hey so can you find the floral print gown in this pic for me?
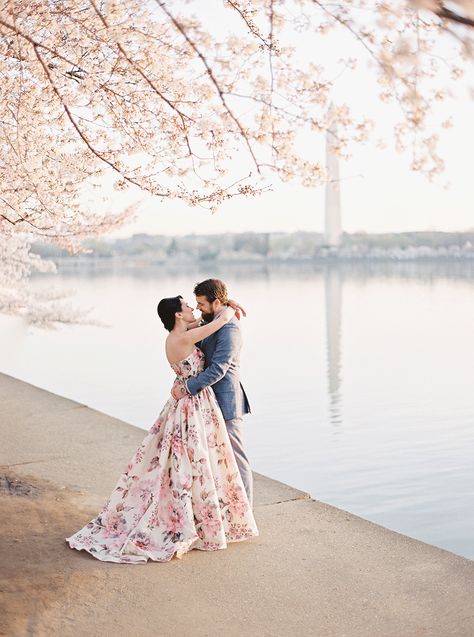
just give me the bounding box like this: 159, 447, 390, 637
66, 348, 258, 563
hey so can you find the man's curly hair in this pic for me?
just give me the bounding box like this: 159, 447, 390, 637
193, 279, 228, 304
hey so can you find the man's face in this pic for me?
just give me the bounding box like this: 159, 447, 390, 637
195, 295, 216, 321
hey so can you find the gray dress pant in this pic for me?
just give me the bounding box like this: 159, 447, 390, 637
225, 417, 253, 508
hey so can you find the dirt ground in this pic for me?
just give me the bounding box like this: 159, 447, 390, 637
0, 470, 110, 636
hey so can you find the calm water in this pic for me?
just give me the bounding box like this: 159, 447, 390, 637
1, 261, 473, 559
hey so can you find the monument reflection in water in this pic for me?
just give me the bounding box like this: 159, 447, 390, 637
324, 266, 343, 428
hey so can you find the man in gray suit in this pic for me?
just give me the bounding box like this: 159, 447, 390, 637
171, 278, 253, 507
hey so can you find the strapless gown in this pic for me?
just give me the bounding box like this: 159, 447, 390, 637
66, 348, 258, 563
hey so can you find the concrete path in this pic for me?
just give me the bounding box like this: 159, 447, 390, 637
1, 372, 473, 637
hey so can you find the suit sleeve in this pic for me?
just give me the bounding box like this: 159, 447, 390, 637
186, 323, 240, 395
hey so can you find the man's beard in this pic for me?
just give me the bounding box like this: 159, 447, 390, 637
201, 310, 214, 323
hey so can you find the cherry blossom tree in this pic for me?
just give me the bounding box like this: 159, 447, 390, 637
1, 0, 473, 324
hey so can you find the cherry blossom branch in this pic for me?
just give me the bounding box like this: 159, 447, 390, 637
32, 44, 170, 195
0, 17, 82, 67
435, 4, 474, 27
310, 1, 411, 117
224, 1, 271, 49
87, 0, 194, 124
156, 0, 262, 174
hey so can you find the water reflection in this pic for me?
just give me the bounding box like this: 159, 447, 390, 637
324, 266, 343, 427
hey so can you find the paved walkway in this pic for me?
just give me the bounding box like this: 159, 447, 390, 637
1, 372, 473, 637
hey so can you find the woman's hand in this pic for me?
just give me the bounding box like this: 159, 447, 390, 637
222, 305, 236, 322
228, 298, 247, 320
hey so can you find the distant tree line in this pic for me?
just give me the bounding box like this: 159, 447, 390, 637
31, 231, 474, 263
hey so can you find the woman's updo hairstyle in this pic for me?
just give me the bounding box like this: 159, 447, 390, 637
157, 295, 183, 331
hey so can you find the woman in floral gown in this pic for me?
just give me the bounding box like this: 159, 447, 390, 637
66, 295, 258, 563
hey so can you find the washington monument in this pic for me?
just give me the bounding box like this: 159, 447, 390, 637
324, 111, 342, 247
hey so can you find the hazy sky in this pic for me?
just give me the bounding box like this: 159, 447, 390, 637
104, 7, 474, 238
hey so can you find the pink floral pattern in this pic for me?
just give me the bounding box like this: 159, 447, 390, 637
66, 348, 258, 563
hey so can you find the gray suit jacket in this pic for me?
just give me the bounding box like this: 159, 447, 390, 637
186, 317, 251, 422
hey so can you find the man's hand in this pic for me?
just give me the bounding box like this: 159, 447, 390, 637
171, 380, 189, 400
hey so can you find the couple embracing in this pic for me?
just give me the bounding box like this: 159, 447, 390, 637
66, 279, 258, 563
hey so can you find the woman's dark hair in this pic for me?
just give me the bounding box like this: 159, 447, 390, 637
193, 279, 228, 304
157, 295, 183, 331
